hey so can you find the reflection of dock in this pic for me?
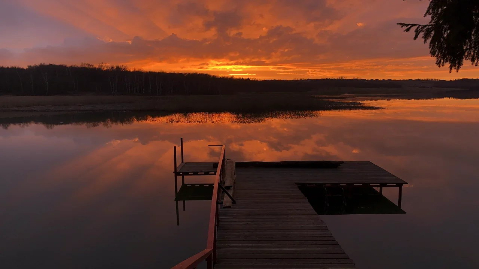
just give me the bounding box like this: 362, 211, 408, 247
299, 184, 405, 215
172, 140, 407, 269
174, 183, 214, 226
177, 163, 217, 175
175, 184, 214, 201
173, 139, 234, 227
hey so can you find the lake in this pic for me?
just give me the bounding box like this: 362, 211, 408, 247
1, 98, 478, 269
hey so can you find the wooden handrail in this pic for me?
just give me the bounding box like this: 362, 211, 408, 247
171, 249, 212, 269
171, 145, 225, 269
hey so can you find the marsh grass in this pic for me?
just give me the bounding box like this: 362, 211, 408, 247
0, 93, 377, 113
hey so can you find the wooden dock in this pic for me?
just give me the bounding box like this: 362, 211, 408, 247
214, 162, 406, 269
171, 141, 407, 269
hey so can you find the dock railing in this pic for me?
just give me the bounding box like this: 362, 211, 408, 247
172, 145, 226, 269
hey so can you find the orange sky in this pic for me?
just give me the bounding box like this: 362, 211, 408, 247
1, 0, 478, 79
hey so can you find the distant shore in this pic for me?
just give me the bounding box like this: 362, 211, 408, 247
0, 94, 375, 117
1, 86, 479, 120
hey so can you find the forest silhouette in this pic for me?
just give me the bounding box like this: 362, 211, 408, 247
1, 63, 478, 96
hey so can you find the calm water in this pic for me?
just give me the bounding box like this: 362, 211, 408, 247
1, 98, 479, 269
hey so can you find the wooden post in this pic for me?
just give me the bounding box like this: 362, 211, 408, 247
214, 211, 217, 264
182, 175, 185, 185
223, 148, 226, 175
174, 146, 177, 173
174, 178, 178, 199
398, 184, 403, 208
215, 185, 220, 230
183, 200, 186, 211
180, 138, 184, 163
206, 255, 213, 269
175, 201, 179, 226
174, 146, 178, 194
221, 149, 226, 183
216, 197, 220, 226
380, 186, 383, 195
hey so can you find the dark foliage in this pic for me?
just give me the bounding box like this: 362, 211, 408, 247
398, 0, 479, 72
0, 64, 404, 96
0, 63, 233, 96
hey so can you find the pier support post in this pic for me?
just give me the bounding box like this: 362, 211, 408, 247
398, 184, 403, 208
180, 138, 184, 163
175, 201, 179, 226
174, 146, 178, 194
206, 255, 213, 269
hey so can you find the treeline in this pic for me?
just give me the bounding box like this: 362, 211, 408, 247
431, 78, 479, 90
0, 64, 477, 96
0, 64, 242, 96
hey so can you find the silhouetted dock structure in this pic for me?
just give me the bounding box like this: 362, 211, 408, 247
172, 140, 407, 269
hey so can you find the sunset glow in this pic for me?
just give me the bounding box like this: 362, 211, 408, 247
1, 0, 478, 79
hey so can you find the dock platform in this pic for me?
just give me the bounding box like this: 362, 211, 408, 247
215, 161, 406, 269
176, 162, 218, 175
171, 140, 407, 269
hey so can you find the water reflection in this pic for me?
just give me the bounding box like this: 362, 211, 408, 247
2, 98, 479, 130
0, 98, 478, 268
0, 110, 322, 129
298, 185, 405, 215
174, 182, 215, 226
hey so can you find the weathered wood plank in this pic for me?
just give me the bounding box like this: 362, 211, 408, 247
217, 241, 341, 247
218, 235, 336, 241
224, 159, 236, 187
219, 221, 325, 226
223, 159, 236, 208
219, 225, 330, 230
215, 259, 355, 265
234, 161, 407, 185
176, 162, 217, 174
217, 247, 346, 253
217, 252, 350, 259
215, 264, 356, 269
218, 228, 334, 234
220, 214, 321, 219
215, 264, 355, 269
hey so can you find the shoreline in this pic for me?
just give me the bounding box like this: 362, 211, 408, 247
1, 89, 478, 122
0, 94, 376, 115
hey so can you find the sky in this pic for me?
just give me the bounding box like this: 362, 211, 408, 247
1, 0, 478, 80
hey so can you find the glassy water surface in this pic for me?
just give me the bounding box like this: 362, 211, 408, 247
1, 98, 478, 269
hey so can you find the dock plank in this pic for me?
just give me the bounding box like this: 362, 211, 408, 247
176, 162, 217, 175
215, 259, 355, 269
223, 160, 236, 208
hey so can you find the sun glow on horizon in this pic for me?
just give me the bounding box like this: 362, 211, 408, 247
1, 0, 478, 79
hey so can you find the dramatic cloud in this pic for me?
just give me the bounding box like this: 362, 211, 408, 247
1, 0, 478, 79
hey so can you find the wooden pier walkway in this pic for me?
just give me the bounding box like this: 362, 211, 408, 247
172, 141, 407, 269
215, 165, 356, 269
215, 161, 406, 268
